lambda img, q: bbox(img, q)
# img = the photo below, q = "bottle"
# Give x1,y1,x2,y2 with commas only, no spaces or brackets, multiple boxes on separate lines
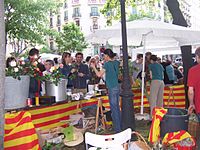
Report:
35,93,40,106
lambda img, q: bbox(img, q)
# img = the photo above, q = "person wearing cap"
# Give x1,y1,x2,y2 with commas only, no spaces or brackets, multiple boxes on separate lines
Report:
90,48,121,133
188,47,200,122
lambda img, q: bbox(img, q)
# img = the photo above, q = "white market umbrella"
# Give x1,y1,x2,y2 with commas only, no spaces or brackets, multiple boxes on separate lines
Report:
40,53,62,62
87,19,200,115
87,19,200,46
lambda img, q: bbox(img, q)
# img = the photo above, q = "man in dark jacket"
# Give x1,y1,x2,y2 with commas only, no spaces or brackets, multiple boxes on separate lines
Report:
72,52,90,94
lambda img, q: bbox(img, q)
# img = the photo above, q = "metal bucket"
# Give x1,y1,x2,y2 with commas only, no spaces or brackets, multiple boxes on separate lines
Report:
45,79,67,102
5,75,30,109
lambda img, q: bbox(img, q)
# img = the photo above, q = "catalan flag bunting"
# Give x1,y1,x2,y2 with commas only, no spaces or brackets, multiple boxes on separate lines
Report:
3,85,186,147
27,85,185,130
148,107,168,143
4,111,41,150
162,130,193,145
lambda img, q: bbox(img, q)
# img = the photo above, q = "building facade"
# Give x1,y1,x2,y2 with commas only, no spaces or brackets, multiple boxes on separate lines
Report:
190,0,200,29
48,0,200,57
49,0,108,56
157,0,200,29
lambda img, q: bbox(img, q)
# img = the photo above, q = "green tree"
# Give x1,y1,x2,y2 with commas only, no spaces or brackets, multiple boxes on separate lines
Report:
56,22,88,53
101,0,159,24
4,0,61,57
128,11,154,21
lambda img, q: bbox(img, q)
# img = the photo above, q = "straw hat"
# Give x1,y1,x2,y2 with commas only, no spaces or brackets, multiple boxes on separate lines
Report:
63,131,84,147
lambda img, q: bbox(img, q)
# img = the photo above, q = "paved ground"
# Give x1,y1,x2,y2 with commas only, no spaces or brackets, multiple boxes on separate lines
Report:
42,113,200,150
42,120,151,150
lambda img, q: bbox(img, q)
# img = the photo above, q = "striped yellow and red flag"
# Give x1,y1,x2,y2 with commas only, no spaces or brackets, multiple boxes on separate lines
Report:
148,107,167,143
162,130,193,145
4,111,41,150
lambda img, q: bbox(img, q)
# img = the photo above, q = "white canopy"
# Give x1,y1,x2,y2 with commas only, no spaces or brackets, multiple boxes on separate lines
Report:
87,19,200,46
87,19,200,115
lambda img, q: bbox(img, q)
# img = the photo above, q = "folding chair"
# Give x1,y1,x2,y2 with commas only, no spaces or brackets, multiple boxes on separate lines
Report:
85,128,132,150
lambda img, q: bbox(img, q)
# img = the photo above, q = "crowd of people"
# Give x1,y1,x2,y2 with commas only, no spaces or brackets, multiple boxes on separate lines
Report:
6,47,200,133
132,52,184,117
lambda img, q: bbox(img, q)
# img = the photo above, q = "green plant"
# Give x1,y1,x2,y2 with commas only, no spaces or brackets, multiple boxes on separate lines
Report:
6,62,26,80
5,58,44,81
43,66,65,86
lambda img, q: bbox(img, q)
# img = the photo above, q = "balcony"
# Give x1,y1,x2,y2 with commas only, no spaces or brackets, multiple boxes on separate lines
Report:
64,16,68,21
90,12,100,17
57,20,61,26
72,0,80,5
64,2,68,8
50,18,53,28
72,13,81,18
93,24,98,30
88,0,106,5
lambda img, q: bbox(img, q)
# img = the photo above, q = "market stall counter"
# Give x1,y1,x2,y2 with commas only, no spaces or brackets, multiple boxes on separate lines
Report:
4,85,186,149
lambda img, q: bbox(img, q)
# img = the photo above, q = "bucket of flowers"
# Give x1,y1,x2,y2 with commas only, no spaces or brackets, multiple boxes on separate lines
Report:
5,57,44,109
44,65,67,102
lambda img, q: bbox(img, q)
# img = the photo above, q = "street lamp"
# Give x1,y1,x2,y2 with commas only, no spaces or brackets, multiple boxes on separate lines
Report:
120,0,135,131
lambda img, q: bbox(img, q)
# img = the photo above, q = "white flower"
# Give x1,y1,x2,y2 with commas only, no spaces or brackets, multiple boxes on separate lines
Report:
14,67,19,72
10,61,17,67
20,57,25,61
21,61,25,65
50,67,55,72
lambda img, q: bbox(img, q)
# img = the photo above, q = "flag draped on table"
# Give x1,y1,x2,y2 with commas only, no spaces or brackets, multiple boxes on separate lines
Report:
148,107,167,143
162,130,193,145
4,111,41,150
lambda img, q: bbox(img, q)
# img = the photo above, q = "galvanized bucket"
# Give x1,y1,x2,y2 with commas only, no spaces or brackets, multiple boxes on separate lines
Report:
45,79,67,102
5,75,30,109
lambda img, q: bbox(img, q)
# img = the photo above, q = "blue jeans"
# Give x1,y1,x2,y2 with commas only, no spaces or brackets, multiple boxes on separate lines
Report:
108,86,121,133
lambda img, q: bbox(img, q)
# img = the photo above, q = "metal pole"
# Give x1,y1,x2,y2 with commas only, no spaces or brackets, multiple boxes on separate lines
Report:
140,35,146,115
140,31,152,115
120,0,135,131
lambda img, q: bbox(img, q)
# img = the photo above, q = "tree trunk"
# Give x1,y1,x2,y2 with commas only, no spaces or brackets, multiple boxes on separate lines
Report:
166,0,193,108
0,0,5,148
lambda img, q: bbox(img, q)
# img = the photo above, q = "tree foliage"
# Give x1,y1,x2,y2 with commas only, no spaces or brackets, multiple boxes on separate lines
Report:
101,0,159,24
4,0,61,56
128,10,155,21
55,22,88,53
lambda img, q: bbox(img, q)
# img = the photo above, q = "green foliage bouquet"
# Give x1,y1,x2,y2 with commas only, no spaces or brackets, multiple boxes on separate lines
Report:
6,60,26,80
43,65,65,86
6,57,66,85
6,57,45,82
